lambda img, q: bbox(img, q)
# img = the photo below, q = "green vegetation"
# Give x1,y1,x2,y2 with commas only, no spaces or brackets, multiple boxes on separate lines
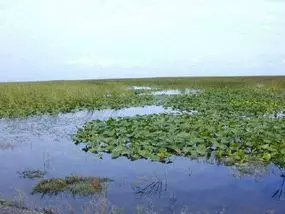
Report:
32,176,112,197
0,80,155,118
18,169,46,180
2,76,285,214
1,76,285,118
74,113,285,166
72,76,285,168
164,87,285,116
2,76,285,168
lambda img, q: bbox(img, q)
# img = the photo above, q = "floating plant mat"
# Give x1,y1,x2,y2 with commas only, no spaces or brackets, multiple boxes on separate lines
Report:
74,113,285,166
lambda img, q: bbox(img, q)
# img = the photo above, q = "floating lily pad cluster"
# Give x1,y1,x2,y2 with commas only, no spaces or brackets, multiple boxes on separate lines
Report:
74,111,285,166
74,85,285,166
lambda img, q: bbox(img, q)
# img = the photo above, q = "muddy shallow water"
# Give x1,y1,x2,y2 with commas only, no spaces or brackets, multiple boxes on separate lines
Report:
0,106,285,214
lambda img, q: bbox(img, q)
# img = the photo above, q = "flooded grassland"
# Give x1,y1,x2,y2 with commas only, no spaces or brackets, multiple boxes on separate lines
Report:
0,76,285,213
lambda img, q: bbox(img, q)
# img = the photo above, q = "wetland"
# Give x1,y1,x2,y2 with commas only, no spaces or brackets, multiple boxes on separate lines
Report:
1,76,285,213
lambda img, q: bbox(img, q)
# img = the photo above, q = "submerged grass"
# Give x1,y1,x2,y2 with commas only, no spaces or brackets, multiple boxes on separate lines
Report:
1,76,285,118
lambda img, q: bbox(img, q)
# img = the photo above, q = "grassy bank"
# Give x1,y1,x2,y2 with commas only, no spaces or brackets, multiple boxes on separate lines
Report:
1,76,285,118
0,80,149,118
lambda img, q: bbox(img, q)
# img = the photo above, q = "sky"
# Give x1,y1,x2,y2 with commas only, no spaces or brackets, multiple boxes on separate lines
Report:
0,0,285,82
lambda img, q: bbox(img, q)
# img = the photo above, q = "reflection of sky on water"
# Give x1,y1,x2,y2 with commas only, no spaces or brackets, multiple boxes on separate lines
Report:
0,106,285,213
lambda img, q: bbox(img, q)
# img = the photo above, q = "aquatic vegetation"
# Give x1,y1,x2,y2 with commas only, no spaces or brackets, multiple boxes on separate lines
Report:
69,77,285,170
18,169,46,180
2,76,285,214
0,198,54,214
74,111,285,166
32,176,112,197
0,80,156,118
1,76,285,118
164,88,285,116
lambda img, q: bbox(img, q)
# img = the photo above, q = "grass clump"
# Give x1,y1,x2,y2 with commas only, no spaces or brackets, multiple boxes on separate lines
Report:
32,176,112,197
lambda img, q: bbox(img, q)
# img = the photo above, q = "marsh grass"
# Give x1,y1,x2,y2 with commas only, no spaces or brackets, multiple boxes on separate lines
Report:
1,76,285,118
110,75,285,89
0,81,135,118
32,176,112,197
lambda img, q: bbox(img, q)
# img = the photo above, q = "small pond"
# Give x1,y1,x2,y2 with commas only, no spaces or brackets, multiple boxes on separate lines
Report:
0,106,284,213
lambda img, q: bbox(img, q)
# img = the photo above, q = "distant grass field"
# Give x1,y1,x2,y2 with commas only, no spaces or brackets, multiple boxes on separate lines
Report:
1,76,285,118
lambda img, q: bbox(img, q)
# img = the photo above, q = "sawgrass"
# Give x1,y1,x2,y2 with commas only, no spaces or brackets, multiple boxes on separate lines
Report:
1,76,285,118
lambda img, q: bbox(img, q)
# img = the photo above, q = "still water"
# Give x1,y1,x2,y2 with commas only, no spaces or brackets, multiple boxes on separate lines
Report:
0,106,284,213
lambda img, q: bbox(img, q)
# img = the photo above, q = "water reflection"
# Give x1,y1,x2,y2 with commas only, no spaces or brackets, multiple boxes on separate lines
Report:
272,168,285,200
5,158,285,213
0,141,18,150
137,88,201,96
0,107,285,213
131,86,153,90
231,163,271,179
0,105,175,143
151,89,200,96
17,169,46,180
15,164,285,202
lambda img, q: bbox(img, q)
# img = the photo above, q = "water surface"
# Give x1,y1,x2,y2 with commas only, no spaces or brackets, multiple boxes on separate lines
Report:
0,106,284,213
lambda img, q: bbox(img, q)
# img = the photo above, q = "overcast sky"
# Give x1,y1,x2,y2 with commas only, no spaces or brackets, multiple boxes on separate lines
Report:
0,0,285,81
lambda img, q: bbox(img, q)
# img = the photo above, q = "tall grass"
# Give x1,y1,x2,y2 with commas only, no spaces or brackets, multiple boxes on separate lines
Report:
1,76,284,118
112,75,285,89
0,81,131,118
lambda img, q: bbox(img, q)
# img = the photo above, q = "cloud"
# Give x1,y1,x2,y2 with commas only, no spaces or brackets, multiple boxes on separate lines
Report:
1,0,285,81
